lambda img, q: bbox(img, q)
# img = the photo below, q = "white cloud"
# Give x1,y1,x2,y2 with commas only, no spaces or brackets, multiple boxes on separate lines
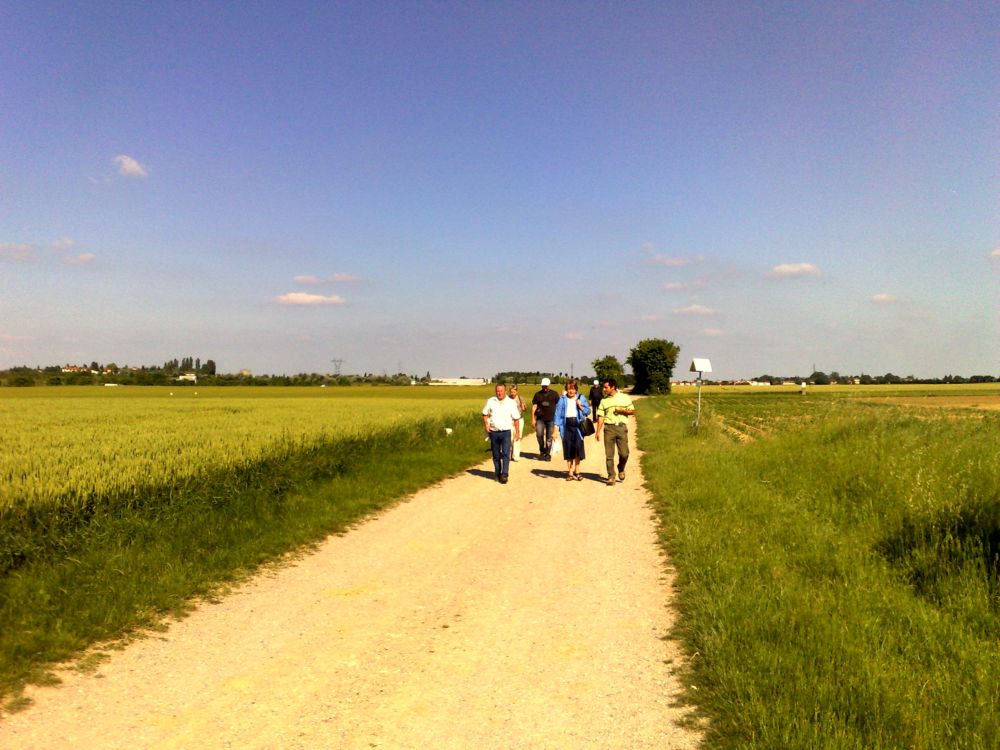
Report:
871,293,898,304
294,273,362,285
991,248,1000,258
641,241,703,268
0,243,33,260
650,255,691,267
638,314,662,322
331,273,362,283
275,292,347,306
63,253,96,265
52,237,75,250
664,279,706,290
702,328,725,337
0,332,33,342
673,304,715,316
769,262,821,278
565,331,583,340
113,154,149,178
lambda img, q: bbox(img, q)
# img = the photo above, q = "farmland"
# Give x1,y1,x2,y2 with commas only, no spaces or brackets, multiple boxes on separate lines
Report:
1,385,487,512
639,385,999,748
1,385,492,703
2,382,997,747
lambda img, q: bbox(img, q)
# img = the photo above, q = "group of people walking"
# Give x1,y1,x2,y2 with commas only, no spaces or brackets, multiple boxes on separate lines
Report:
481,377,635,486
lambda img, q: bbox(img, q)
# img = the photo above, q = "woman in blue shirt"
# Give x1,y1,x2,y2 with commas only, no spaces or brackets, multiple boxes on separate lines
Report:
553,380,591,481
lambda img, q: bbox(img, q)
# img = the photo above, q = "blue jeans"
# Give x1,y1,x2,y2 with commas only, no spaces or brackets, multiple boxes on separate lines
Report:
489,430,512,477
535,420,554,458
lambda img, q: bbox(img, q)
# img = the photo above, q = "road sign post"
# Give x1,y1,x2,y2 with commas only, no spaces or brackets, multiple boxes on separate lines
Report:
689,358,713,432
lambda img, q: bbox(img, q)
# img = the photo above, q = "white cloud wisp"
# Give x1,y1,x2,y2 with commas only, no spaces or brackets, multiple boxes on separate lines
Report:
63,253,96,266
0,243,33,261
769,263,821,278
113,154,149,178
673,304,715,316
275,292,347,306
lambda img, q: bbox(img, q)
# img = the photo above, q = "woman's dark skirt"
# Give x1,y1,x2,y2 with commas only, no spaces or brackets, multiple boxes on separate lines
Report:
563,417,586,461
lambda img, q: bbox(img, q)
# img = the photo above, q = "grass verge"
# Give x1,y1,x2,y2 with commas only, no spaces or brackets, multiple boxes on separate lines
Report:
0,414,487,708
639,395,999,749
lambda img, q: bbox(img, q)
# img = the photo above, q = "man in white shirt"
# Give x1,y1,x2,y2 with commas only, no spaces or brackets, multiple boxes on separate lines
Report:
482,383,521,484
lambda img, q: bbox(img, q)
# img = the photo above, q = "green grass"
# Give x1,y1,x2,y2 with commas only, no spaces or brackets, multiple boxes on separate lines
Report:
681,382,1000,397
639,393,999,749
0,412,489,706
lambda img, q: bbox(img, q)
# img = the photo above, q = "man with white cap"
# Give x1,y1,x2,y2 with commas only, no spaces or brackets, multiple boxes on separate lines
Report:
531,378,559,461
588,378,603,419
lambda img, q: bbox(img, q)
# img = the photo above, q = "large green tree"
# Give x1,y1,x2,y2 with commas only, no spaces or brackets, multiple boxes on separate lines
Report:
627,338,680,394
591,355,624,385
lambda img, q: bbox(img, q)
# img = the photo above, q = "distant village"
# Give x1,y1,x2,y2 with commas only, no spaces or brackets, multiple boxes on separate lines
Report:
0,361,995,388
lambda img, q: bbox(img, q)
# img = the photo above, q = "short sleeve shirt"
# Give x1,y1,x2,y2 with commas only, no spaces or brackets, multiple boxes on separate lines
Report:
597,391,634,426
532,388,559,421
483,396,520,431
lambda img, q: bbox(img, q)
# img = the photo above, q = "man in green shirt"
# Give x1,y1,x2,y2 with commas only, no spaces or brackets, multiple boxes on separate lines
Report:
594,378,635,486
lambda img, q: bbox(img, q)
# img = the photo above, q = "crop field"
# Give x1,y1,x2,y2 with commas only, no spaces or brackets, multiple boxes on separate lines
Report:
640,385,999,748
0,385,488,512
3,381,997,741
0,385,492,702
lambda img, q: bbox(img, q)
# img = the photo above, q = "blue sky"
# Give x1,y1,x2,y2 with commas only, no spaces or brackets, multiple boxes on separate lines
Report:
1,1,996,379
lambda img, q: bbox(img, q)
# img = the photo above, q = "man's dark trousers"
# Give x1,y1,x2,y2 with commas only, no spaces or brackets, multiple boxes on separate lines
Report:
489,429,512,478
603,423,629,477
535,420,554,460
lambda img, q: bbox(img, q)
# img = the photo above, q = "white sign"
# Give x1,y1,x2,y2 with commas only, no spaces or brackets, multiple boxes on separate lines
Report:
689,358,712,374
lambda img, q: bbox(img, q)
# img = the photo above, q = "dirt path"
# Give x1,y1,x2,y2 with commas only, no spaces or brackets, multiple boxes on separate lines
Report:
1,423,702,749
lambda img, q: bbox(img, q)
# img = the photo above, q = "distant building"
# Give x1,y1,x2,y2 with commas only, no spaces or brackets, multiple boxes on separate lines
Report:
429,377,490,386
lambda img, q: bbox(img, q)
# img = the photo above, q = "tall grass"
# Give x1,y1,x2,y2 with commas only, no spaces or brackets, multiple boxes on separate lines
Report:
640,393,999,749
0,409,489,706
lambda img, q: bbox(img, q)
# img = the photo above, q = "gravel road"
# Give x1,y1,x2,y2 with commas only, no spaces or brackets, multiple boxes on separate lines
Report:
1,422,702,749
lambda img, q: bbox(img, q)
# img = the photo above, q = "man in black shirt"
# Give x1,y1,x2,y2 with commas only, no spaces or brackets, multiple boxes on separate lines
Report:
588,379,603,419
531,378,559,461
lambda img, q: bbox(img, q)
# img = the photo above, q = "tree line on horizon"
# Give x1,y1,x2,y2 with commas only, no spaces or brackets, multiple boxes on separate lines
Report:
0,358,432,388
2,340,996,389
495,338,682,395
752,371,998,386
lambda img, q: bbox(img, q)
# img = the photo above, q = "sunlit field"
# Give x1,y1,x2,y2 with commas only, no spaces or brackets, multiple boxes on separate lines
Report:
3,380,997,739
675,381,1000,397
0,385,492,704
640,385,999,749
0,385,489,511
